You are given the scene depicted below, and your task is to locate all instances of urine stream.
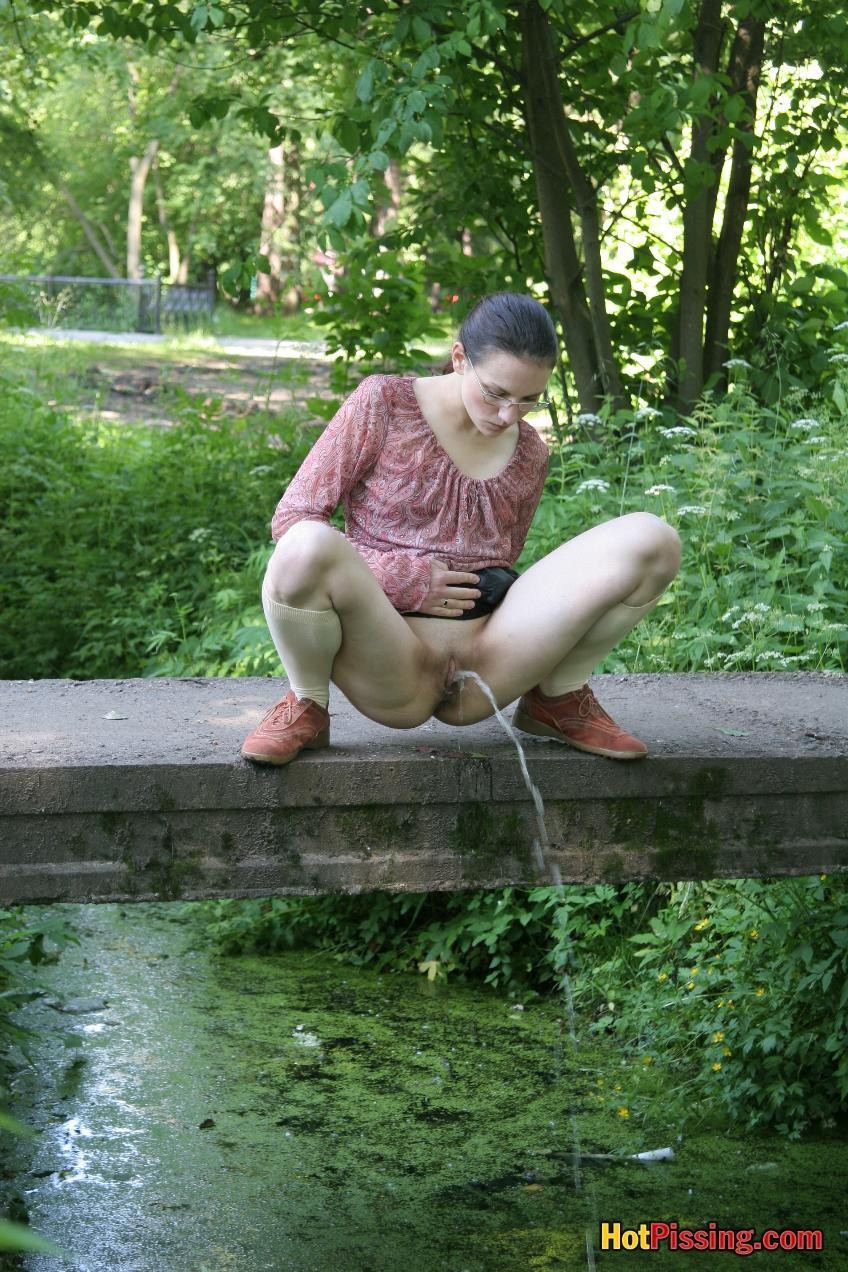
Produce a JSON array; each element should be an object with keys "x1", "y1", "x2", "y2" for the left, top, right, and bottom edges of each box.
[{"x1": 452, "y1": 671, "x2": 597, "y2": 1269}]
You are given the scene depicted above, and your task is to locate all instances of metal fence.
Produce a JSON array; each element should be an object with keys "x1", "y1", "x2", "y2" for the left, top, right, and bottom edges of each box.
[{"x1": 0, "y1": 272, "x2": 216, "y2": 334}]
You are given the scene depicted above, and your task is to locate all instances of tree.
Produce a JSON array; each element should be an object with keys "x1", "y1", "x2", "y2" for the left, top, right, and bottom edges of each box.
[{"x1": 14, "y1": 0, "x2": 848, "y2": 410}]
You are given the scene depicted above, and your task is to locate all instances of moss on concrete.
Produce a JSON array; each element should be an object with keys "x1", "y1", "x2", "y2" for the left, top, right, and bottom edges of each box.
[{"x1": 607, "y1": 767, "x2": 731, "y2": 879}]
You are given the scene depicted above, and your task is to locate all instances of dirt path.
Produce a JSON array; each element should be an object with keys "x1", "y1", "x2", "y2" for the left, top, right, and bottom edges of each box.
[
  {"x1": 78, "y1": 351, "x2": 336, "y2": 429},
  {"x1": 26, "y1": 332, "x2": 339, "y2": 428}
]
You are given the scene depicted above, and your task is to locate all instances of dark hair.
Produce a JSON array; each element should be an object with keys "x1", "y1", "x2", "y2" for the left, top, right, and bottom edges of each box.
[{"x1": 438, "y1": 291, "x2": 558, "y2": 374}]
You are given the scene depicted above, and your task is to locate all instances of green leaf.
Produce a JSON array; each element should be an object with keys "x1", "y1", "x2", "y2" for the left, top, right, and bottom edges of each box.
[
  {"x1": 0, "y1": 1219, "x2": 62, "y2": 1254},
  {"x1": 325, "y1": 189, "x2": 353, "y2": 227},
  {"x1": 356, "y1": 63, "x2": 375, "y2": 103},
  {"x1": 335, "y1": 117, "x2": 361, "y2": 154},
  {"x1": 368, "y1": 149, "x2": 390, "y2": 170}
]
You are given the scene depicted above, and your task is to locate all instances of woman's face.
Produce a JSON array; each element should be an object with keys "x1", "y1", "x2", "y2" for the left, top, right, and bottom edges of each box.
[{"x1": 452, "y1": 343, "x2": 554, "y2": 434}]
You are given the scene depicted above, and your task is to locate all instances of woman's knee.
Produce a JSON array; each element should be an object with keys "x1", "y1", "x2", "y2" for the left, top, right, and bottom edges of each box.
[
  {"x1": 263, "y1": 521, "x2": 343, "y2": 603},
  {"x1": 619, "y1": 512, "x2": 681, "y2": 581}
]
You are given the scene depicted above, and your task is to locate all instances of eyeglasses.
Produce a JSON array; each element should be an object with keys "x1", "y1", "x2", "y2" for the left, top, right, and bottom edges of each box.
[{"x1": 465, "y1": 354, "x2": 552, "y2": 412}]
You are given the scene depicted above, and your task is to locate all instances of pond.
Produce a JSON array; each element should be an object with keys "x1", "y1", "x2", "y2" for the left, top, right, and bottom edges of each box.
[{"x1": 3, "y1": 903, "x2": 846, "y2": 1271}]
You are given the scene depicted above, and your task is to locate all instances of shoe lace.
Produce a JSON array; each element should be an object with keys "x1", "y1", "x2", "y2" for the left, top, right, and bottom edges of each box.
[
  {"x1": 264, "y1": 694, "x2": 295, "y2": 726},
  {"x1": 576, "y1": 686, "x2": 615, "y2": 725}
]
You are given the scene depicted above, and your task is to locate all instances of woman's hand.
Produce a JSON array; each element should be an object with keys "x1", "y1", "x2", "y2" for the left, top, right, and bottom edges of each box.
[{"x1": 421, "y1": 560, "x2": 481, "y2": 617}]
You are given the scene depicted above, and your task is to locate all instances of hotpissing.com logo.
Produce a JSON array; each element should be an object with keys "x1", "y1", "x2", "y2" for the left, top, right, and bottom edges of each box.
[{"x1": 600, "y1": 1221, "x2": 823, "y2": 1256}]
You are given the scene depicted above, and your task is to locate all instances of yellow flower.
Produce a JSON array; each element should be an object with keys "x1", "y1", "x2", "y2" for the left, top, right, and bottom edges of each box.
[
  {"x1": 657, "y1": 972, "x2": 668, "y2": 983},
  {"x1": 712, "y1": 1031, "x2": 725, "y2": 1043},
  {"x1": 820, "y1": 874, "x2": 828, "y2": 881},
  {"x1": 727, "y1": 999, "x2": 735, "y2": 1008},
  {"x1": 712, "y1": 1062, "x2": 722, "y2": 1072},
  {"x1": 617, "y1": 1106, "x2": 630, "y2": 1119},
  {"x1": 614, "y1": 1083, "x2": 622, "y2": 1092},
  {"x1": 686, "y1": 980, "x2": 695, "y2": 990},
  {"x1": 693, "y1": 918, "x2": 711, "y2": 931},
  {"x1": 690, "y1": 967, "x2": 699, "y2": 976},
  {"x1": 755, "y1": 987, "x2": 766, "y2": 997},
  {"x1": 723, "y1": 1047, "x2": 732, "y2": 1057},
  {"x1": 642, "y1": 1056, "x2": 654, "y2": 1066},
  {"x1": 718, "y1": 998, "x2": 724, "y2": 1007},
  {"x1": 749, "y1": 928, "x2": 759, "y2": 939}
]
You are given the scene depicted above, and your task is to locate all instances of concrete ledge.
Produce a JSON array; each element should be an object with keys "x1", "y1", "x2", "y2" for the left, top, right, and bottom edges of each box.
[{"x1": 1, "y1": 673, "x2": 847, "y2": 903}]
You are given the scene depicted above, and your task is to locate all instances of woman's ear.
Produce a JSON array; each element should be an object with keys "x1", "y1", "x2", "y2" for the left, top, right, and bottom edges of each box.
[{"x1": 451, "y1": 341, "x2": 467, "y2": 373}]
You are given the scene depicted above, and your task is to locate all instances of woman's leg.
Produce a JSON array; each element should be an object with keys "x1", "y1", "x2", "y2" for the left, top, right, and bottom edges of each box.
[
  {"x1": 262, "y1": 520, "x2": 449, "y2": 728},
  {"x1": 435, "y1": 512, "x2": 681, "y2": 726}
]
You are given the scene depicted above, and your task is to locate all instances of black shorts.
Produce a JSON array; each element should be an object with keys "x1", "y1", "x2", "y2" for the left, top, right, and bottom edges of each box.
[{"x1": 402, "y1": 566, "x2": 520, "y2": 620}]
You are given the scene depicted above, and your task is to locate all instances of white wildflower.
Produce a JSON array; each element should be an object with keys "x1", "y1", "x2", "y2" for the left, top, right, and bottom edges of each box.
[
  {"x1": 828, "y1": 352, "x2": 848, "y2": 364},
  {"x1": 249, "y1": 464, "x2": 274, "y2": 476},
  {"x1": 806, "y1": 601, "x2": 827, "y2": 612},
  {"x1": 723, "y1": 358, "x2": 751, "y2": 369},
  {"x1": 824, "y1": 622, "x2": 848, "y2": 632},
  {"x1": 660, "y1": 426, "x2": 697, "y2": 438},
  {"x1": 575, "y1": 478, "x2": 611, "y2": 494},
  {"x1": 754, "y1": 603, "x2": 770, "y2": 613},
  {"x1": 677, "y1": 504, "x2": 708, "y2": 516},
  {"x1": 722, "y1": 606, "x2": 741, "y2": 621},
  {"x1": 804, "y1": 436, "x2": 826, "y2": 444},
  {"x1": 725, "y1": 510, "x2": 741, "y2": 521},
  {"x1": 635, "y1": 406, "x2": 663, "y2": 421},
  {"x1": 732, "y1": 610, "x2": 770, "y2": 629},
  {"x1": 760, "y1": 651, "x2": 790, "y2": 666},
  {"x1": 576, "y1": 412, "x2": 602, "y2": 426},
  {"x1": 789, "y1": 418, "x2": 820, "y2": 431},
  {"x1": 833, "y1": 320, "x2": 848, "y2": 331},
  {"x1": 645, "y1": 484, "x2": 677, "y2": 495}
]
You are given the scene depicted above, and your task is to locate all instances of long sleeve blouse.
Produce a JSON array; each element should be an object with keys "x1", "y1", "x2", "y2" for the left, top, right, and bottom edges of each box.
[{"x1": 270, "y1": 373, "x2": 550, "y2": 614}]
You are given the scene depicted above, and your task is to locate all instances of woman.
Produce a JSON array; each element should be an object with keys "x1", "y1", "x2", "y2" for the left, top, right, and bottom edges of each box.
[{"x1": 241, "y1": 291, "x2": 681, "y2": 765}]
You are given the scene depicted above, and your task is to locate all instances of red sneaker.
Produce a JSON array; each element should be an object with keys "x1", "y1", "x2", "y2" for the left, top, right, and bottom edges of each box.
[
  {"x1": 512, "y1": 684, "x2": 647, "y2": 760},
  {"x1": 240, "y1": 690, "x2": 330, "y2": 765}
]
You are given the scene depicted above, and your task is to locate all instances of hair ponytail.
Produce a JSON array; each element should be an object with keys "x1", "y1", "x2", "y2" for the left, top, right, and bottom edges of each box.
[{"x1": 435, "y1": 291, "x2": 558, "y2": 374}]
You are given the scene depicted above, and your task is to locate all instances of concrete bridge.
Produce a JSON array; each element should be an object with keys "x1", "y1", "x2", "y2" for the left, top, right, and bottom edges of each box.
[{"x1": 1, "y1": 673, "x2": 846, "y2": 905}]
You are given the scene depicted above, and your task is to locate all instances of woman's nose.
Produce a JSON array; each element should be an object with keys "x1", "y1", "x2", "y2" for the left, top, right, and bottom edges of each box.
[{"x1": 498, "y1": 401, "x2": 521, "y2": 423}]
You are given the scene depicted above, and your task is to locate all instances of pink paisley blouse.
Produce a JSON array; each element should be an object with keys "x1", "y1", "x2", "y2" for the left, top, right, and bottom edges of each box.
[{"x1": 270, "y1": 373, "x2": 550, "y2": 614}]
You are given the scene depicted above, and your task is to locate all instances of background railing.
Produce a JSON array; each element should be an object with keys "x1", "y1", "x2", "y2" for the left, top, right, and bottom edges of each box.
[{"x1": 0, "y1": 271, "x2": 216, "y2": 334}]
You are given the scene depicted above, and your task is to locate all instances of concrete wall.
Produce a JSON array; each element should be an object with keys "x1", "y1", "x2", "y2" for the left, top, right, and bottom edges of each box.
[{"x1": 2, "y1": 673, "x2": 847, "y2": 903}]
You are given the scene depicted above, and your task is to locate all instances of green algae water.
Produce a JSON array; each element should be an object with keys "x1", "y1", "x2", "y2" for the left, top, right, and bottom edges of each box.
[{"x1": 3, "y1": 903, "x2": 848, "y2": 1271}]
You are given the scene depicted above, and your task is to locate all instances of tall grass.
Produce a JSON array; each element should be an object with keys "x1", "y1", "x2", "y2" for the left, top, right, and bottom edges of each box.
[{"x1": 1, "y1": 354, "x2": 845, "y2": 680}]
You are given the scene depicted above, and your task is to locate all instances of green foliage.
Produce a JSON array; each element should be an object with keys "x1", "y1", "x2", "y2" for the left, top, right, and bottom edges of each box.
[
  {"x1": 198, "y1": 883, "x2": 653, "y2": 997},
  {"x1": 0, "y1": 908, "x2": 77, "y2": 1255},
  {"x1": 0, "y1": 907, "x2": 79, "y2": 1088},
  {"x1": 524, "y1": 372, "x2": 848, "y2": 677},
  {"x1": 311, "y1": 232, "x2": 442, "y2": 364},
  {"x1": 579, "y1": 876, "x2": 848, "y2": 1138},
  {"x1": 0, "y1": 369, "x2": 313, "y2": 679}
]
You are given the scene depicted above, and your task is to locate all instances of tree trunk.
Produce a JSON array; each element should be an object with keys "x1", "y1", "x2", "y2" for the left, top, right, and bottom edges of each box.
[
  {"x1": 127, "y1": 139, "x2": 159, "y2": 280},
  {"x1": 151, "y1": 160, "x2": 181, "y2": 283},
  {"x1": 671, "y1": 0, "x2": 727, "y2": 412},
  {"x1": 371, "y1": 159, "x2": 402, "y2": 237},
  {"x1": 703, "y1": 15, "x2": 766, "y2": 387},
  {"x1": 56, "y1": 180, "x2": 120, "y2": 277},
  {"x1": 256, "y1": 142, "x2": 285, "y2": 305},
  {"x1": 520, "y1": 0, "x2": 607, "y2": 413}
]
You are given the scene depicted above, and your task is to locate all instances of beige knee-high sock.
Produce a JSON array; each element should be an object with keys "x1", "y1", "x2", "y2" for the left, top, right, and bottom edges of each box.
[
  {"x1": 261, "y1": 582, "x2": 342, "y2": 709},
  {"x1": 537, "y1": 595, "x2": 662, "y2": 698}
]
